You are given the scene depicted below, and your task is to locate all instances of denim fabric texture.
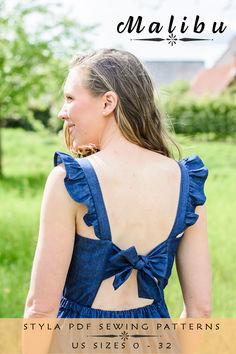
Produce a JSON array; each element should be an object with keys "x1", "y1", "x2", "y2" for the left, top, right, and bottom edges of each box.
[{"x1": 53, "y1": 152, "x2": 208, "y2": 318}]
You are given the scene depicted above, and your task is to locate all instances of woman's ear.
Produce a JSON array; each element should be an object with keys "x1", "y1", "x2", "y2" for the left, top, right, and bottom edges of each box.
[{"x1": 103, "y1": 91, "x2": 118, "y2": 115}]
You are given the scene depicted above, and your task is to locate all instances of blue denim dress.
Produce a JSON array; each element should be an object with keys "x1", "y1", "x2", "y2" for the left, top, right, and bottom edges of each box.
[{"x1": 53, "y1": 152, "x2": 208, "y2": 318}]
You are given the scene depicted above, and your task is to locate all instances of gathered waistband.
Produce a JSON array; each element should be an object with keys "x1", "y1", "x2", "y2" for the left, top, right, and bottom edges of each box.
[{"x1": 58, "y1": 295, "x2": 168, "y2": 318}]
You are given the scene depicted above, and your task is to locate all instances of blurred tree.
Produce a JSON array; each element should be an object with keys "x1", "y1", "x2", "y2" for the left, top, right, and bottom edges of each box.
[{"x1": 0, "y1": 0, "x2": 97, "y2": 177}]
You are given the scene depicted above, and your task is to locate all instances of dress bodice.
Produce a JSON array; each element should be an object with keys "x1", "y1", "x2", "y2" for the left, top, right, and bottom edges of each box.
[{"x1": 54, "y1": 151, "x2": 208, "y2": 318}]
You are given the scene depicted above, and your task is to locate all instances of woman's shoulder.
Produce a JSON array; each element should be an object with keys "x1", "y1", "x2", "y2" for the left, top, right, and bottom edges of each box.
[
  {"x1": 178, "y1": 153, "x2": 208, "y2": 171},
  {"x1": 54, "y1": 150, "x2": 78, "y2": 171},
  {"x1": 53, "y1": 150, "x2": 100, "y2": 236},
  {"x1": 177, "y1": 153, "x2": 209, "y2": 193},
  {"x1": 178, "y1": 154, "x2": 209, "y2": 227},
  {"x1": 53, "y1": 151, "x2": 88, "y2": 201},
  {"x1": 152, "y1": 152, "x2": 209, "y2": 196}
]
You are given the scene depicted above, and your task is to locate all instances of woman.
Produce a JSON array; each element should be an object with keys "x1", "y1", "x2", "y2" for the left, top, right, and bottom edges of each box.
[{"x1": 24, "y1": 48, "x2": 211, "y2": 318}]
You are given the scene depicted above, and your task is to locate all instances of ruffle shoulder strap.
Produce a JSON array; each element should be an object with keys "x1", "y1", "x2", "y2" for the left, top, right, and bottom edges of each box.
[
  {"x1": 180, "y1": 154, "x2": 209, "y2": 228},
  {"x1": 53, "y1": 151, "x2": 100, "y2": 238}
]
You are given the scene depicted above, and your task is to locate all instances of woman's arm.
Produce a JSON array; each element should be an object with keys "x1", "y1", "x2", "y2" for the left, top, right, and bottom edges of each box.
[
  {"x1": 175, "y1": 203, "x2": 212, "y2": 318},
  {"x1": 24, "y1": 163, "x2": 78, "y2": 318}
]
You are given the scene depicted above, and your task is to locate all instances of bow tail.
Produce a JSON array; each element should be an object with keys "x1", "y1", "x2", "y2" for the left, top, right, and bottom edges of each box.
[
  {"x1": 137, "y1": 268, "x2": 163, "y2": 301},
  {"x1": 113, "y1": 267, "x2": 133, "y2": 291}
]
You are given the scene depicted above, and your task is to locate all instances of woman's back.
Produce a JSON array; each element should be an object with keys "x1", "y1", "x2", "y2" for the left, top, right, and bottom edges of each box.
[
  {"x1": 24, "y1": 48, "x2": 211, "y2": 320},
  {"x1": 52, "y1": 146, "x2": 208, "y2": 318},
  {"x1": 75, "y1": 146, "x2": 181, "y2": 310}
]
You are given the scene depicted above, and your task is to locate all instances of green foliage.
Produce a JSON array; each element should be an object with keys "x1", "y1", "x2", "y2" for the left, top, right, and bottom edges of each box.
[
  {"x1": 160, "y1": 79, "x2": 190, "y2": 95},
  {"x1": 222, "y1": 80, "x2": 236, "y2": 97},
  {"x1": 0, "y1": 0, "x2": 97, "y2": 126},
  {"x1": 0, "y1": 0, "x2": 97, "y2": 176},
  {"x1": 0, "y1": 128, "x2": 235, "y2": 317},
  {"x1": 158, "y1": 86, "x2": 236, "y2": 139}
]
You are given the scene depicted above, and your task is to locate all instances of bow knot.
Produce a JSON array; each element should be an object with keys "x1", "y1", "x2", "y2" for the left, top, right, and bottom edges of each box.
[
  {"x1": 133, "y1": 255, "x2": 149, "y2": 270},
  {"x1": 105, "y1": 243, "x2": 168, "y2": 301}
]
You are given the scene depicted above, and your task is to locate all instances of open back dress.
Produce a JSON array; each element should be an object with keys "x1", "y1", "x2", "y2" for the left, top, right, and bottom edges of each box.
[{"x1": 53, "y1": 151, "x2": 208, "y2": 318}]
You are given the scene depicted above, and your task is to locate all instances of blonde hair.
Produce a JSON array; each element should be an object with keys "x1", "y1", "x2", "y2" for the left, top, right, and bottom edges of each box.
[{"x1": 63, "y1": 48, "x2": 181, "y2": 159}]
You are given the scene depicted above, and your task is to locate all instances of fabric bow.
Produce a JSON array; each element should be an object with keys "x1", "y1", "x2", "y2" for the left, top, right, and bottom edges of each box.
[{"x1": 106, "y1": 243, "x2": 168, "y2": 301}]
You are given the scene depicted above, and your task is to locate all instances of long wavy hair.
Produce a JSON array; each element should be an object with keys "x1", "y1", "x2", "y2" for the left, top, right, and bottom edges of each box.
[{"x1": 62, "y1": 48, "x2": 181, "y2": 159}]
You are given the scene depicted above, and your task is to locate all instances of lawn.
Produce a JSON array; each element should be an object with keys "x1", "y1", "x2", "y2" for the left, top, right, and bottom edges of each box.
[{"x1": 0, "y1": 128, "x2": 235, "y2": 317}]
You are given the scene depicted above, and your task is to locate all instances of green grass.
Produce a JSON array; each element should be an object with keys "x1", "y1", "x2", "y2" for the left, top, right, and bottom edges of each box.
[
  {"x1": 165, "y1": 136, "x2": 236, "y2": 318},
  {"x1": 0, "y1": 128, "x2": 235, "y2": 317},
  {"x1": 0, "y1": 128, "x2": 67, "y2": 318}
]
